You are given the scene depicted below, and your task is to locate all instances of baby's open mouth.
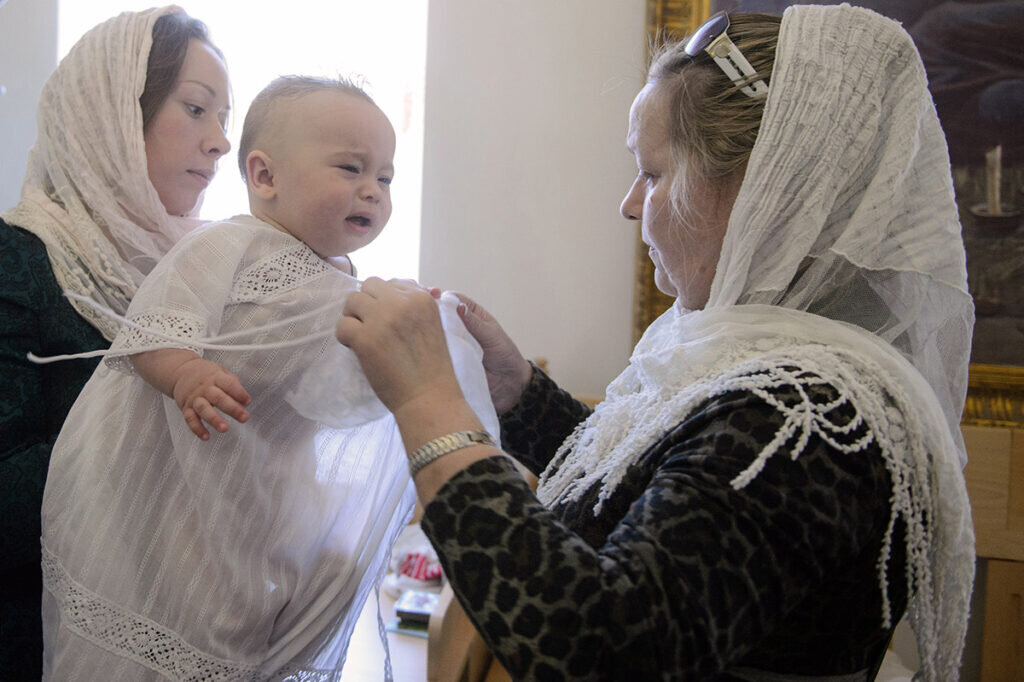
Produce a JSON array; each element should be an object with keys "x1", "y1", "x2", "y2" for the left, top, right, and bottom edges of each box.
[{"x1": 348, "y1": 216, "x2": 370, "y2": 227}]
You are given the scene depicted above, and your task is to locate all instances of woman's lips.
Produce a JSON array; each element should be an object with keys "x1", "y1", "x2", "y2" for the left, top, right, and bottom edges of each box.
[{"x1": 187, "y1": 170, "x2": 212, "y2": 188}]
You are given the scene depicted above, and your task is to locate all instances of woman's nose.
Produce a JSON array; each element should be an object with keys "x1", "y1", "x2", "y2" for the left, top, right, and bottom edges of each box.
[
  {"x1": 620, "y1": 179, "x2": 641, "y2": 220},
  {"x1": 204, "y1": 125, "x2": 231, "y2": 159}
]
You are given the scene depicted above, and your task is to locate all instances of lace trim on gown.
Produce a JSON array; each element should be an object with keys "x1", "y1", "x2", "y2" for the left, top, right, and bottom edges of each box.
[
  {"x1": 229, "y1": 243, "x2": 332, "y2": 304},
  {"x1": 42, "y1": 546, "x2": 351, "y2": 681},
  {"x1": 42, "y1": 546, "x2": 264, "y2": 680},
  {"x1": 103, "y1": 309, "x2": 206, "y2": 374},
  {"x1": 103, "y1": 243, "x2": 333, "y2": 374}
]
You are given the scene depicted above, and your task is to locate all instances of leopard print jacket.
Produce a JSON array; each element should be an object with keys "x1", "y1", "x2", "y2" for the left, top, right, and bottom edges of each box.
[{"x1": 420, "y1": 366, "x2": 907, "y2": 681}]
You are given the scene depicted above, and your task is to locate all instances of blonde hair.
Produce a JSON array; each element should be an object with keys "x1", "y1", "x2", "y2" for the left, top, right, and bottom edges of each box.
[
  {"x1": 238, "y1": 75, "x2": 376, "y2": 180},
  {"x1": 647, "y1": 14, "x2": 781, "y2": 219}
]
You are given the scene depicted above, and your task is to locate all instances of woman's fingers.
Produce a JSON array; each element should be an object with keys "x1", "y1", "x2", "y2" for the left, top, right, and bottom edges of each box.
[
  {"x1": 386, "y1": 277, "x2": 425, "y2": 291},
  {"x1": 342, "y1": 276, "x2": 400, "y2": 324},
  {"x1": 445, "y1": 291, "x2": 531, "y2": 414},
  {"x1": 336, "y1": 278, "x2": 461, "y2": 413}
]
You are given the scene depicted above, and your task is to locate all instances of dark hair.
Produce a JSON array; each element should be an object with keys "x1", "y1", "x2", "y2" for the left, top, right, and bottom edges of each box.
[
  {"x1": 237, "y1": 75, "x2": 376, "y2": 180},
  {"x1": 139, "y1": 12, "x2": 224, "y2": 131}
]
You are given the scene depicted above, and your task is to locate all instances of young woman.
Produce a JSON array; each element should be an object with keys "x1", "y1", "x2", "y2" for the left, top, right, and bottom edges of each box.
[{"x1": 0, "y1": 8, "x2": 230, "y2": 676}]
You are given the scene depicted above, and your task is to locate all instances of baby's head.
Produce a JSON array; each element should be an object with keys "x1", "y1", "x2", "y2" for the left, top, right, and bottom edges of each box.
[{"x1": 239, "y1": 75, "x2": 395, "y2": 260}]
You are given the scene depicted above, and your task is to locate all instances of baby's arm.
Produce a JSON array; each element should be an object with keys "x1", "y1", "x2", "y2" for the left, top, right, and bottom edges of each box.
[{"x1": 131, "y1": 349, "x2": 252, "y2": 440}]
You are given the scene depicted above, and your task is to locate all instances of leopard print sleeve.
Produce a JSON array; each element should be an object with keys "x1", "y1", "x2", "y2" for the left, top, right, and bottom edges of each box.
[
  {"x1": 498, "y1": 362, "x2": 593, "y2": 476},
  {"x1": 420, "y1": 379, "x2": 901, "y2": 681}
]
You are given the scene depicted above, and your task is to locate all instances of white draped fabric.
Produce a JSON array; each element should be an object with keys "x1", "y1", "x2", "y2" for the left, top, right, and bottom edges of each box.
[
  {"x1": 1, "y1": 6, "x2": 201, "y2": 342},
  {"x1": 539, "y1": 5, "x2": 974, "y2": 680},
  {"x1": 41, "y1": 216, "x2": 499, "y2": 680}
]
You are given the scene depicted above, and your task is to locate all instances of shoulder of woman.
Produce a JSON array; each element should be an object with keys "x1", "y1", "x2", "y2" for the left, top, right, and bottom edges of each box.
[
  {"x1": 667, "y1": 363, "x2": 880, "y2": 473},
  {"x1": 0, "y1": 217, "x2": 63, "y2": 308}
]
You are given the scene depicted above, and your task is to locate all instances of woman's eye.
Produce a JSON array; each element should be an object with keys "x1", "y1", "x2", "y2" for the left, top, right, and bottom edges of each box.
[
  {"x1": 186, "y1": 104, "x2": 205, "y2": 117},
  {"x1": 338, "y1": 165, "x2": 359, "y2": 173}
]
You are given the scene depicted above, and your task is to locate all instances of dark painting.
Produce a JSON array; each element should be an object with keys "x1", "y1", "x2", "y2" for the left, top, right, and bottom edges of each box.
[{"x1": 713, "y1": 0, "x2": 1024, "y2": 366}]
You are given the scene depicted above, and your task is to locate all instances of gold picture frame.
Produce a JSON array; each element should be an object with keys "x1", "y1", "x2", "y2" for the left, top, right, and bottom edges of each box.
[
  {"x1": 632, "y1": 0, "x2": 709, "y2": 346},
  {"x1": 636, "y1": 0, "x2": 1024, "y2": 428}
]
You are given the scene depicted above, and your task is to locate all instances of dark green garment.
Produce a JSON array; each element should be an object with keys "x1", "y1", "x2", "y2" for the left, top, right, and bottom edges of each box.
[{"x1": 0, "y1": 218, "x2": 107, "y2": 679}]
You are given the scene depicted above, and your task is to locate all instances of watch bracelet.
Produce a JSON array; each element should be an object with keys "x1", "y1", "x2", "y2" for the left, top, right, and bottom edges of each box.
[{"x1": 408, "y1": 429, "x2": 496, "y2": 477}]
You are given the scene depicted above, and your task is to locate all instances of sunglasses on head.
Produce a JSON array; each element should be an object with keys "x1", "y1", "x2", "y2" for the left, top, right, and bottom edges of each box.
[{"x1": 684, "y1": 11, "x2": 769, "y2": 99}]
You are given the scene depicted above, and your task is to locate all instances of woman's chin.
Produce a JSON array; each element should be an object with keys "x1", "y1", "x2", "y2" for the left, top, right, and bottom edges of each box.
[{"x1": 653, "y1": 271, "x2": 678, "y2": 299}]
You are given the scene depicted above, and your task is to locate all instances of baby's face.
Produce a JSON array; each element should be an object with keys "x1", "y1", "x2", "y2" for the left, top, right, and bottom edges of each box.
[{"x1": 268, "y1": 91, "x2": 395, "y2": 259}]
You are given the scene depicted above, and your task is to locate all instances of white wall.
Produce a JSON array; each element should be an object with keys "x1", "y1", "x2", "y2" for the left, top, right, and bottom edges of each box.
[
  {"x1": 0, "y1": 0, "x2": 57, "y2": 211},
  {"x1": 420, "y1": 0, "x2": 645, "y2": 398}
]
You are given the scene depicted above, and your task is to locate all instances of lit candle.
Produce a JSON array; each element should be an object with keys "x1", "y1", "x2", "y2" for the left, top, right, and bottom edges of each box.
[{"x1": 985, "y1": 145, "x2": 1002, "y2": 216}]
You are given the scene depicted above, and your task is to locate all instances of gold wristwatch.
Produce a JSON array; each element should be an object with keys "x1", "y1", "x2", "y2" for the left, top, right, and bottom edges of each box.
[{"x1": 408, "y1": 430, "x2": 496, "y2": 477}]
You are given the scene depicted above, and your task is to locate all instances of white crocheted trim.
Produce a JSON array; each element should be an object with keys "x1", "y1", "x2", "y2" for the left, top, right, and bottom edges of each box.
[
  {"x1": 538, "y1": 343, "x2": 952, "y2": 675},
  {"x1": 42, "y1": 547, "x2": 349, "y2": 681},
  {"x1": 720, "y1": 363, "x2": 876, "y2": 490},
  {"x1": 229, "y1": 243, "x2": 332, "y2": 304},
  {"x1": 539, "y1": 344, "x2": 881, "y2": 514},
  {"x1": 103, "y1": 309, "x2": 207, "y2": 374}
]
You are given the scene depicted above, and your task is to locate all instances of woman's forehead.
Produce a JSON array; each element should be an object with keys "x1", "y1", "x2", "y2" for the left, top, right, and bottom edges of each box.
[
  {"x1": 628, "y1": 84, "x2": 671, "y2": 151},
  {"x1": 177, "y1": 40, "x2": 230, "y2": 101}
]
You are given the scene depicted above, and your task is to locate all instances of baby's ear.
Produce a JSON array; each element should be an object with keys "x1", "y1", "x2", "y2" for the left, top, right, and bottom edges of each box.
[{"x1": 246, "y1": 151, "x2": 276, "y2": 199}]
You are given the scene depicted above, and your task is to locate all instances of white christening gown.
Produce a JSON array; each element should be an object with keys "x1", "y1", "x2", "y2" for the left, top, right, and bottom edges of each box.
[{"x1": 41, "y1": 215, "x2": 499, "y2": 680}]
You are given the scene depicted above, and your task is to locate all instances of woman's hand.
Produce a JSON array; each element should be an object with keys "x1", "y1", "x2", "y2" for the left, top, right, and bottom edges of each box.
[
  {"x1": 447, "y1": 292, "x2": 533, "y2": 415},
  {"x1": 337, "y1": 278, "x2": 465, "y2": 420}
]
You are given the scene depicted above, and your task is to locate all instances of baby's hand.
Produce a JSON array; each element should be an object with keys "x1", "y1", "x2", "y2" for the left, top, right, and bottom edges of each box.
[{"x1": 171, "y1": 357, "x2": 252, "y2": 440}]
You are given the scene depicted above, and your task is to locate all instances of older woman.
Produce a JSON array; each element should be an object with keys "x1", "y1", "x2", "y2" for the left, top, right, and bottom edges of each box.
[
  {"x1": 0, "y1": 7, "x2": 229, "y2": 676},
  {"x1": 337, "y1": 4, "x2": 974, "y2": 681}
]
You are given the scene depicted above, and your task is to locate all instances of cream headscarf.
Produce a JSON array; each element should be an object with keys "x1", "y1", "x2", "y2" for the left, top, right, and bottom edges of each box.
[
  {"x1": 539, "y1": 5, "x2": 973, "y2": 680},
  {"x1": 1, "y1": 6, "x2": 203, "y2": 341}
]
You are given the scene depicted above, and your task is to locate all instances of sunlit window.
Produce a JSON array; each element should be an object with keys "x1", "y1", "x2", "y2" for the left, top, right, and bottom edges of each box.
[{"x1": 59, "y1": 0, "x2": 425, "y2": 280}]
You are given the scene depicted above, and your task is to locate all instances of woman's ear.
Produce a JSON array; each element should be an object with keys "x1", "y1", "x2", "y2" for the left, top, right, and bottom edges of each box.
[{"x1": 246, "y1": 150, "x2": 276, "y2": 200}]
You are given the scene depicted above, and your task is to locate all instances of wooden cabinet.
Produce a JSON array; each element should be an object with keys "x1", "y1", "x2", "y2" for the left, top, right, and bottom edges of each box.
[{"x1": 962, "y1": 426, "x2": 1024, "y2": 681}]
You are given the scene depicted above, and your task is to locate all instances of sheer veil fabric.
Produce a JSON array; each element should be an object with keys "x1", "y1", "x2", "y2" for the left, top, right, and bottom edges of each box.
[
  {"x1": 41, "y1": 217, "x2": 501, "y2": 680},
  {"x1": 538, "y1": 5, "x2": 974, "y2": 679},
  {"x1": 1, "y1": 6, "x2": 200, "y2": 341}
]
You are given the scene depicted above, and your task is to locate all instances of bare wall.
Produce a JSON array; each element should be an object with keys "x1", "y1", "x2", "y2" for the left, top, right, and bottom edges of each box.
[
  {"x1": 0, "y1": 0, "x2": 58, "y2": 211},
  {"x1": 421, "y1": 0, "x2": 645, "y2": 398}
]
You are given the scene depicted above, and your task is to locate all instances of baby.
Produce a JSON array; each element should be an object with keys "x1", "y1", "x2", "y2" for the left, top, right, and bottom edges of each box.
[
  {"x1": 40, "y1": 77, "x2": 496, "y2": 679},
  {"x1": 134, "y1": 76, "x2": 395, "y2": 440}
]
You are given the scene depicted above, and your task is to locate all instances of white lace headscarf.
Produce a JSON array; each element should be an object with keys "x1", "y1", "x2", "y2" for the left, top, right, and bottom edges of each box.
[
  {"x1": 538, "y1": 5, "x2": 974, "y2": 679},
  {"x1": 1, "y1": 6, "x2": 204, "y2": 341}
]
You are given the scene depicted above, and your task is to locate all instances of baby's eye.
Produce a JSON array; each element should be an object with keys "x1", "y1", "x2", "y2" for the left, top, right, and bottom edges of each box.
[
  {"x1": 338, "y1": 165, "x2": 359, "y2": 173},
  {"x1": 379, "y1": 177, "x2": 393, "y2": 186}
]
